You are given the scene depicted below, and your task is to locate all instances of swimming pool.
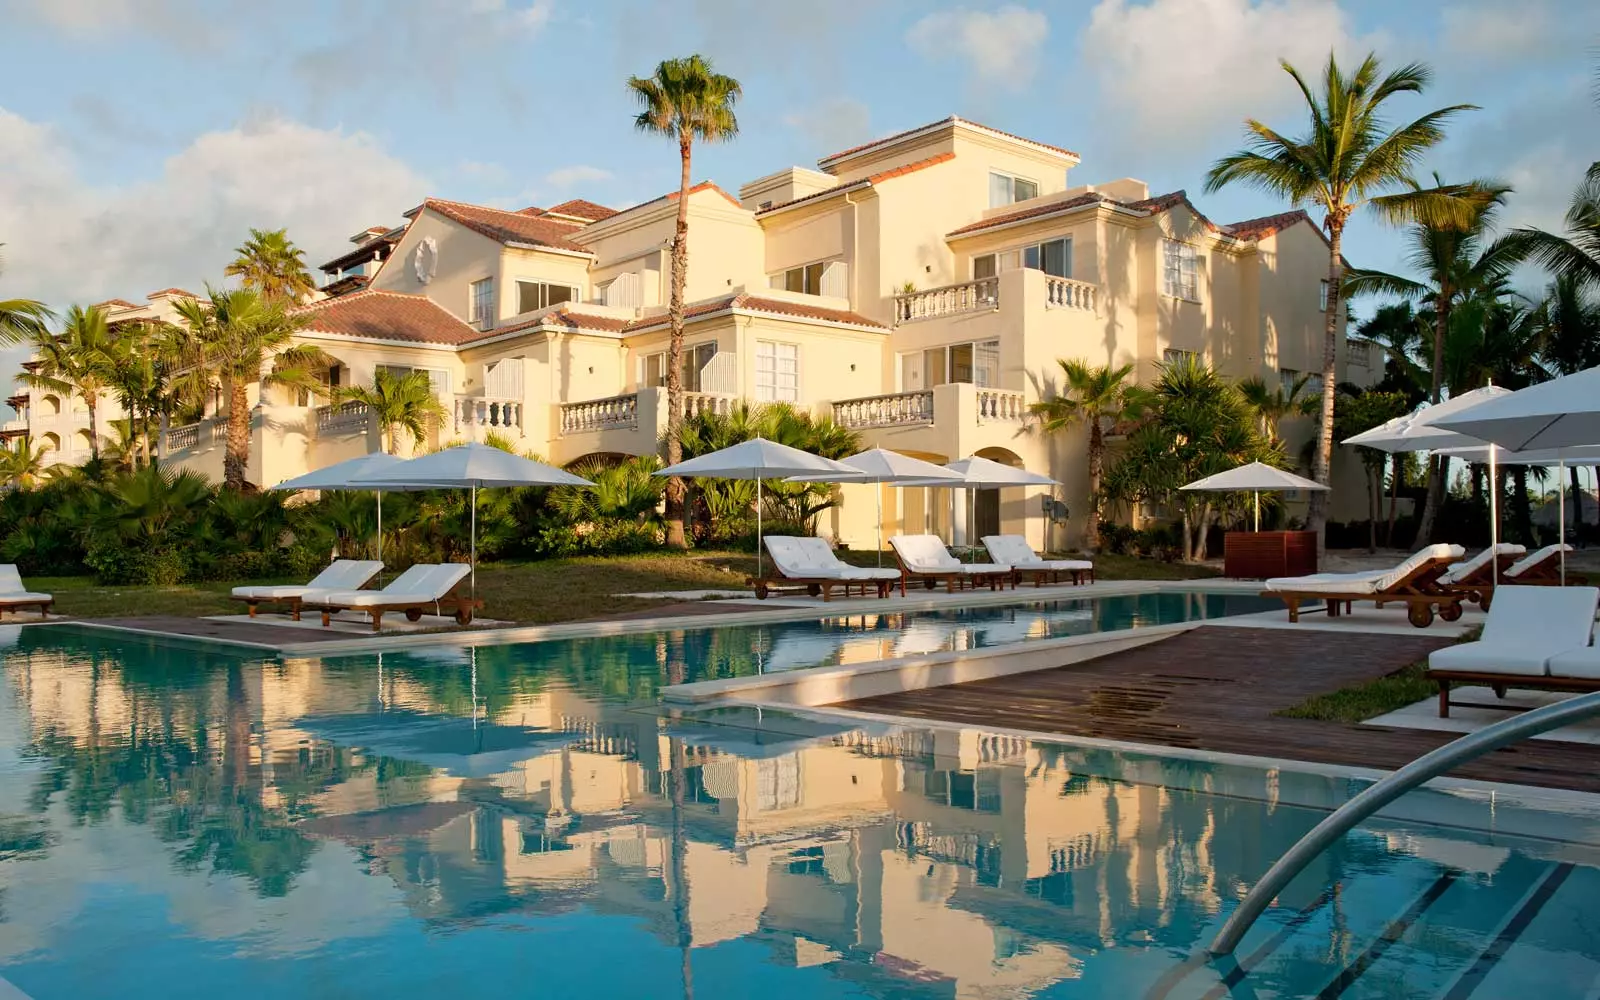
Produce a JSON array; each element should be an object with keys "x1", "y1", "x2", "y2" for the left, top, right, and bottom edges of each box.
[{"x1": 3, "y1": 603, "x2": 1599, "y2": 998}]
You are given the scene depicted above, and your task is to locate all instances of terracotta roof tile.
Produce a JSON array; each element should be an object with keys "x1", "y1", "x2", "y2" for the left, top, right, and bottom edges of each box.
[
  {"x1": 543, "y1": 199, "x2": 619, "y2": 222},
  {"x1": 756, "y1": 152, "x2": 958, "y2": 217},
  {"x1": 147, "y1": 287, "x2": 200, "y2": 298},
  {"x1": 93, "y1": 298, "x2": 141, "y2": 310},
  {"x1": 293, "y1": 289, "x2": 477, "y2": 346},
  {"x1": 866, "y1": 151, "x2": 957, "y2": 184},
  {"x1": 756, "y1": 180, "x2": 866, "y2": 215},
  {"x1": 663, "y1": 180, "x2": 742, "y2": 208},
  {"x1": 622, "y1": 294, "x2": 886, "y2": 333},
  {"x1": 945, "y1": 192, "x2": 1108, "y2": 237},
  {"x1": 819, "y1": 116, "x2": 1078, "y2": 167},
  {"x1": 1224, "y1": 209, "x2": 1314, "y2": 241},
  {"x1": 416, "y1": 198, "x2": 591, "y2": 253},
  {"x1": 944, "y1": 188, "x2": 1259, "y2": 240},
  {"x1": 473, "y1": 306, "x2": 630, "y2": 341}
]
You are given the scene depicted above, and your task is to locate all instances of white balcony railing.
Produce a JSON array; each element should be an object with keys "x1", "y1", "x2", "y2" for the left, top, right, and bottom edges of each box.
[
  {"x1": 1044, "y1": 276, "x2": 1097, "y2": 311},
  {"x1": 164, "y1": 422, "x2": 201, "y2": 451},
  {"x1": 684, "y1": 392, "x2": 736, "y2": 420},
  {"x1": 455, "y1": 396, "x2": 524, "y2": 435},
  {"x1": 833, "y1": 390, "x2": 935, "y2": 430},
  {"x1": 561, "y1": 393, "x2": 639, "y2": 435},
  {"x1": 893, "y1": 278, "x2": 999, "y2": 325},
  {"x1": 315, "y1": 401, "x2": 370, "y2": 435},
  {"x1": 976, "y1": 388, "x2": 1026, "y2": 422}
]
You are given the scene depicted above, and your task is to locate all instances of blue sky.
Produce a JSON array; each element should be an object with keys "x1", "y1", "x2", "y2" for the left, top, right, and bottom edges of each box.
[{"x1": 0, "y1": 0, "x2": 1595, "y2": 327}]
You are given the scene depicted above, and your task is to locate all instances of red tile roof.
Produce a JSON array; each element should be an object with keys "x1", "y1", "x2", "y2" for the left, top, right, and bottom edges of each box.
[
  {"x1": 622, "y1": 294, "x2": 886, "y2": 334},
  {"x1": 945, "y1": 192, "x2": 1109, "y2": 237},
  {"x1": 1224, "y1": 209, "x2": 1314, "y2": 241},
  {"x1": 663, "y1": 180, "x2": 742, "y2": 208},
  {"x1": 414, "y1": 198, "x2": 591, "y2": 253},
  {"x1": 147, "y1": 287, "x2": 200, "y2": 298},
  {"x1": 756, "y1": 152, "x2": 958, "y2": 216},
  {"x1": 474, "y1": 306, "x2": 630, "y2": 340},
  {"x1": 293, "y1": 289, "x2": 477, "y2": 346},
  {"x1": 543, "y1": 199, "x2": 619, "y2": 222},
  {"x1": 866, "y1": 151, "x2": 956, "y2": 184},
  {"x1": 93, "y1": 298, "x2": 141, "y2": 310},
  {"x1": 819, "y1": 116, "x2": 1078, "y2": 168}
]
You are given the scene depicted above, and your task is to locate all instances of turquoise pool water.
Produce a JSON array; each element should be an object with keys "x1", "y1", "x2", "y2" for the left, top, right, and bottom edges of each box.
[{"x1": 3, "y1": 597, "x2": 1600, "y2": 998}]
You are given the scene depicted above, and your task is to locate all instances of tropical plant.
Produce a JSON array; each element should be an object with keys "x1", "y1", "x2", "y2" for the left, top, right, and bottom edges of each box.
[
  {"x1": 1237, "y1": 372, "x2": 1320, "y2": 448},
  {"x1": 1099, "y1": 358, "x2": 1274, "y2": 560},
  {"x1": 628, "y1": 54, "x2": 742, "y2": 548},
  {"x1": 1513, "y1": 162, "x2": 1600, "y2": 291},
  {"x1": 0, "y1": 244, "x2": 52, "y2": 345},
  {"x1": 334, "y1": 369, "x2": 447, "y2": 454},
  {"x1": 1536, "y1": 275, "x2": 1600, "y2": 531},
  {"x1": 0, "y1": 436, "x2": 52, "y2": 488},
  {"x1": 1028, "y1": 360, "x2": 1148, "y2": 550},
  {"x1": 1204, "y1": 52, "x2": 1479, "y2": 544},
  {"x1": 1333, "y1": 388, "x2": 1412, "y2": 551},
  {"x1": 172, "y1": 285, "x2": 329, "y2": 489},
  {"x1": 15, "y1": 305, "x2": 116, "y2": 462},
  {"x1": 549, "y1": 455, "x2": 665, "y2": 523},
  {"x1": 225, "y1": 228, "x2": 316, "y2": 303}
]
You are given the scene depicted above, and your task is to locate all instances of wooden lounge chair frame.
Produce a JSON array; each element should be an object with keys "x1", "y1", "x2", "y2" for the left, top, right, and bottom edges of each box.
[
  {"x1": 1265, "y1": 557, "x2": 1465, "y2": 628},
  {"x1": 890, "y1": 553, "x2": 1012, "y2": 597},
  {"x1": 748, "y1": 577, "x2": 893, "y2": 601},
  {"x1": 1440, "y1": 549, "x2": 1526, "y2": 610},
  {"x1": 233, "y1": 594, "x2": 312, "y2": 620},
  {"x1": 0, "y1": 595, "x2": 53, "y2": 618},
  {"x1": 1428, "y1": 670, "x2": 1600, "y2": 718},
  {"x1": 308, "y1": 581, "x2": 484, "y2": 632},
  {"x1": 1007, "y1": 564, "x2": 1094, "y2": 588}
]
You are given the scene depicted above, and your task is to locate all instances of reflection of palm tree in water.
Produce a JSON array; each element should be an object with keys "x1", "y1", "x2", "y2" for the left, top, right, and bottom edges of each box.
[{"x1": 665, "y1": 637, "x2": 694, "y2": 1000}]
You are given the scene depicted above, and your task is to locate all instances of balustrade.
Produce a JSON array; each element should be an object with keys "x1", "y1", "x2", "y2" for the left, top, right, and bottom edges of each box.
[
  {"x1": 832, "y1": 390, "x2": 935, "y2": 429},
  {"x1": 1044, "y1": 275, "x2": 1097, "y2": 311},
  {"x1": 976, "y1": 389, "x2": 1026, "y2": 423},
  {"x1": 315, "y1": 401, "x2": 370, "y2": 435},
  {"x1": 892, "y1": 278, "x2": 999, "y2": 325},
  {"x1": 455, "y1": 396, "x2": 524, "y2": 435},
  {"x1": 683, "y1": 392, "x2": 735, "y2": 419},
  {"x1": 560, "y1": 393, "x2": 638, "y2": 434},
  {"x1": 164, "y1": 422, "x2": 200, "y2": 451}
]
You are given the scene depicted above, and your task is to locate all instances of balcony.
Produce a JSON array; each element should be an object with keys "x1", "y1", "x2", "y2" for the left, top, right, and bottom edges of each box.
[
  {"x1": 833, "y1": 390, "x2": 935, "y2": 430},
  {"x1": 892, "y1": 272, "x2": 1097, "y2": 327},
  {"x1": 455, "y1": 396, "x2": 524, "y2": 437},
  {"x1": 551, "y1": 388, "x2": 737, "y2": 463},
  {"x1": 315, "y1": 401, "x2": 371, "y2": 435},
  {"x1": 561, "y1": 393, "x2": 638, "y2": 434},
  {"x1": 830, "y1": 383, "x2": 1028, "y2": 459}
]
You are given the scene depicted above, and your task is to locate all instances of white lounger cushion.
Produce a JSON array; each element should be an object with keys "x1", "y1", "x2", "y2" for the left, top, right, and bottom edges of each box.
[
  {"x1": 0, "y1": 565, "x2": 49, "y2": 601},
  {"x1": 316, "y1": 563, "x2": 471, "y2": 608},
  {"x1": 232, "y1": 559, "x2": 383, "y2": 600},
  {"x1": 1429, "y1": 585, "x2": 1600, "y2": 677},
  {"x1": 1505, "y1": 544, "x2": 1574, "y2": 578},
  {"x1": 1441, "y1": 543, "x2": 1525, "y2": 584},
  {"x1": 890, "y1": 534, "x2": 1007, "y2": 575},
  {"x1": 764, "y1": 537, "x2": 899, "y2": 583},
  {"x1": 792, "y1": 538, "x2": 899, "y2": 581},
  {"x1": 1264, "y1": 544, "x2": 1465, "y2": 594},
  {"x1": 1546, "y1": 647, "x2": 1600, "y2": 680},
  {"x1": 981, "y1": 535, "x2": 1093, "y2": 571}
]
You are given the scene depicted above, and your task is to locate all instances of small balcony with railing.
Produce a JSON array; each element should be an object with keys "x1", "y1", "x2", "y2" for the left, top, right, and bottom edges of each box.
[
  {"x1": 453, "y1": 396, "x2": 525, "y2": 442},
  {"x1": 551, "y1": 387, "x2": 736, "y2": 463},
  {"x1": 830, "y1": 382, "x2": 1029, "y2": 457},
  {"x1": 891, "y1": 267, "x2": 1101, "y2": 340}
]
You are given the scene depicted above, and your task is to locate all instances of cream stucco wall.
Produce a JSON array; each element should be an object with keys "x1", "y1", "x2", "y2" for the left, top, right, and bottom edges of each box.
[{"x1": 369, "y1": 208, "x2": 504, "y2": 323}]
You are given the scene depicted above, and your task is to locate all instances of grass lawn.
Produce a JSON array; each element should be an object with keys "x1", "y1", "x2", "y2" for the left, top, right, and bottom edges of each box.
[
  {"x1": 1277, "y1": 626, "x2": 1480, "y2": 723},
  {"x1": 27, "y1": 548, "x2": 1216, "y2": 626}
]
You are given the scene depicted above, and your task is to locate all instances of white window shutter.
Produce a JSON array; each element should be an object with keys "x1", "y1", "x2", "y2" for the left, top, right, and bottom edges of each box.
[
  {"x1": 605, "y1": 272, "x2": 642, "y2": 309},
  {"x1": 703, "y1": 351, "x2": 737, "y2": 394},
  {"x1": 820, "y1": 261, "x2": 848, "y2": 299},
  {"x1": 769, "y1": 273, "x2": 785, "y2": 290},
  {"x1": 486, "y1": 359, "x2": 523, "y2": 398}
]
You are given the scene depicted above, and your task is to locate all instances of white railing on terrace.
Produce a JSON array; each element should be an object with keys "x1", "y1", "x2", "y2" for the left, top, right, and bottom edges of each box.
[
  {"x1": 977, "y1": 388, "x2": 1026, "y2": 422},
  {"x1": 894, "y1": 278, "x2": 999, "y2": 325},
  {"x1": 561, "y1": 393, "x2": 638, "y2": 435},
  {"x1": 315, "y1": 401, "x2": 370, "y2": 435},
  {"x1": 164, "y1": 422, "x2": 200, "y2": 451},
  {"x1": 1346, "y1": 338, "x2": 1372, "y2": 367},
  {"x1": 833, "y1": 390, "x2": 935, "y2": 429},
  {"x1": 684, "y1": 392, "x2": 735, "y2": 419},
  {"x1": 455, "y1": 396, "x2": 523, "y2": 435},
  {"x1": 1044, "y1": 276, "x2": 1097, "y2": 311}
]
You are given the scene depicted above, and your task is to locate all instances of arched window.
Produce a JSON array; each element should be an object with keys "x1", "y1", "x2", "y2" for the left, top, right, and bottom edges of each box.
[{"x1": 39, "y1": 395, "x2": 60, "y2": 416}]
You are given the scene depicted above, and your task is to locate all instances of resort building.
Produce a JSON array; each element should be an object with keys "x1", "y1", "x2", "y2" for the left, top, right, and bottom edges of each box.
[{"x1": 9, "y1": 116, "x2": 1377, "y2": 547}]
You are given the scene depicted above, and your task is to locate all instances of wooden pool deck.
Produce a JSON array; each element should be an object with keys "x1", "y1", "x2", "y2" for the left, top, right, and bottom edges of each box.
[{"x1": 841, "y1": 626, "x2": 1600, "y2": 794}]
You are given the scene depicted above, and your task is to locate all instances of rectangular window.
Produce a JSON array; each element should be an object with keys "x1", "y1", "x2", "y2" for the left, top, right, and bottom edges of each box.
[
  {"x1": 755, "y1": 341, "x2": 799, "y2": 402},
  {"x1": 469, "y1": 276, "x2": 495, "y2": 330},
  {"x1": 516, "y1": 280, "x2": 577, "y2": 315},
  {"x1": 974, "y1": 238, "x2": 1071, "y2": 280},
  {"x1": 988, "y1": 171, "x2": 1039, "y2": 208},
  {"x1": 1161, "y1": 240, "x2": 1199, "y2": 301},
  {"x1": 770, "y1": 260, "x2": 842, "y2": 296},
  {"x1": 644, "y1": 342, "x2": 718, "y2": 391},
  {"x1": 1319, "y1": 279, "x2": 1330, "y2": 312},
  {"x1": 914, "y1": 339, "x2": 1003, "y2": 388}
]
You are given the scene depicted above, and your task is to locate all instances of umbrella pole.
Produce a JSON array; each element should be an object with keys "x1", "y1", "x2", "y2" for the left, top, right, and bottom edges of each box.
[
  {"x1": 1254, "y1": 491, "x2": 1260, "y2": 533},
  {"x1": 876, "y1": 482, "x2": 883, "y2": 568},
  {"x1": 1490, "y1": 445, "x2": 1499, "y2": 589},
  {"x1": 1560, "y1": 455, "x2": 1568, "y2": 585},
  {"x1": 376, "y1": 491, "x2": 383, "y2": 566},
  {"x1": 470, "y1": 484, "x2": 478, "y2": 599},
  {"x1": 757, "y1": 476, "x2": 763, "y2": 578}
]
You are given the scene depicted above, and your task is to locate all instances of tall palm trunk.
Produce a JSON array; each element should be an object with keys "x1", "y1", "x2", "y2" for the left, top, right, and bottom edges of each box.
[
  {"x1": 85, "y1": 397, "x2": 100, "y2": 461},
  {"x1": 663, "y1": 134, "x2": 692, "y2": 549},
  {"x1": 1572, "y1": 465, "x2": 1584, "y2": 543},
  {"x1": 1309, "y1": 222, "x2": 1344, "y2": 551},
  {"x1": 1415, "y1": 283, "x2": 1453, "y2": 545},
  {"x1": 1084, "y1": 420, "x2": 1104, "y2": 550},
  {"x1": 224, "y1": 379, "x2": 250, "y2": 489}
]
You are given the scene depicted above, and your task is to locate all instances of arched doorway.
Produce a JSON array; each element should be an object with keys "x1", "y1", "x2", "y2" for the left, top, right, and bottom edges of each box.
[{"x1": 973, "y1": 447, "x2": 1026, "y2": 542}]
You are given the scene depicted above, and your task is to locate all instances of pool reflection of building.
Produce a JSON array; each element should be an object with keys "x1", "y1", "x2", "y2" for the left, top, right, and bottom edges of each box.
[{"x1": 3, "y1": 632, "x2": 1342, "y2": 997}]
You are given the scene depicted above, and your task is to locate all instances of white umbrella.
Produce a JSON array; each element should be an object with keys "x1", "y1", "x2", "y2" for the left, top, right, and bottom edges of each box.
[
  {"x1": 1180, "y1": 461, "x2": 1328, "y2": 532},
  {"x1": 1432, "y1": 366, "x2": 1600, "y2": 452},
  {"x1": 899, "y1": 456, "x2": 1060, "y2": 559},
  {"x1": 785, "y1": 448, "x2": 964, "y2": 566},
  {"x1": 354, "y1": 442, "x2": 593, "y2": 595},
  {"x1": 657, "y1": 437, "x2": 864, "y2": 576},
  {"x1": 269, "y1": 452, "x2": 442, "y2": 565},
  {"x1": 1433, "y1": 444, "x2": 1600, "y2": 584}
]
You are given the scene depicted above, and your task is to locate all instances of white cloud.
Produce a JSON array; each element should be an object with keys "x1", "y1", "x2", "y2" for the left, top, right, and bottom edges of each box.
[
  {"x1": 783, "y1": 99, "x2": 872, "y2": 158},
  {"x1": 0, "y1": 107, "x2": 429, "y2": 312},
  {"x1": 0, "y1": 0, "x2": 197, "y2": 35},
  {"x1": 544, "y1": 165, "x2": 615, "y2": 189},
  {"x1": 1081, "y1": 0, "x2": 1380, "y2": 154},
  {"x1": 906, "y1": 5, "x2": 1050, "y2": 89},
  {"x1": 1440, "y1": 1, "x2": 1554, "y2": 63}
]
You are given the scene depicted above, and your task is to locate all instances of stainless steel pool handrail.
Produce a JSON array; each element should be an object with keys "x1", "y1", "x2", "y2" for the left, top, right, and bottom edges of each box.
[{"x1": 1209, "y1": 689, "x2": 1600, "y2": 956}]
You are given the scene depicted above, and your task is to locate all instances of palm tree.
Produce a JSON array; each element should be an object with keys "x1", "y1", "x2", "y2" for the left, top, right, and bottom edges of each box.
[
  {"x1": 0, "y1": 436, "x2": 51, "y2": 488},
  {"x1": 1028, "y1": 360, "x2": 1147, "y2": 550},
  {"x1": 1344, "y1": 177, "x2": 1524, "y2": 542},
  {"x1": 0, "y1": 245, "x2": 52, "y2": 345},
  {"x1": 1204, "y1": 52, "x2": 1479, "y2": 546},
  {"x1": 334, "y1": 369, "x2": 447, "y2": 454},
  {"x1": 1238, "y1": 372, "x2": 1319, "y2": 448},
  {"x1": 1513, "y1": 162, "x2": 1600, "y2": 291},
  {"x1": 172, "y1": 285, "x2": 329, "y2": 489},
  {"x1": 16, "y1": 305, "x2": 116, "y2": 461},
  {"x1": 628, "y1": 55, "x2": 741, "y2": 549},
  {"x1": 225, "y1": 228, "x2": 316, "y2": 303}
]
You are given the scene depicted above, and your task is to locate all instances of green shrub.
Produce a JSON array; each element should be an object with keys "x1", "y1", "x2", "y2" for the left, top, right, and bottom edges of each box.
[
  {"x1": 535, "y1": 520, "x2": 665, "y2": 557},
  {"x1": 84, "y1": 543, "x2": 190, "y2": 585}
]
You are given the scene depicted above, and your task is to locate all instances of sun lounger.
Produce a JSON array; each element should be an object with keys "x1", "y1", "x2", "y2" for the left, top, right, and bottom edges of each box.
[
  {"x1": 1438, "y1": 543, "x2": 1525, "y2": 608},
  {"x1": 1427, "y1": 585, "x2": 1600, "y2": 716},
  {"x1": 889, "y1": 534, "x2": 1013, "y2": 596},
  {"x1": 229, "y1": 559, "x2": 384, "y2": 620},
  {"x1": 0, "y1": 565, "x2": 52, "y2": 618},
  {"x1": 981, "y1": 534, "x2": 1095, "y2": 587},
  {"x1": 307, "y1": 563, "x2": 479, "y2": 632},
  {"x1": 1503, "y1": 544, "x2": 1588, "y2": 584},
  {"x1": 1262, "y1": 543, "x2": 1466, "y2": 627},
  {"x1": 753, "y1": 537, "x2": 899, "y2": 601}
]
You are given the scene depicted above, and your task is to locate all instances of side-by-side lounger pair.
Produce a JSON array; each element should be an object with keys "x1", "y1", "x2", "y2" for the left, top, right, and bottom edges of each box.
[
  {"x1": 306, "y1": 563, "x2": 479, "y2": 632},
  {"x1": 1427, "y1": 585, "x2": 1600, "y2": 716},
  {"x1": 889, "y1": 535, "x2": 1013, "y2": 595},
  {"x1": 230, "y1": 559, "x2": 384, "y2": 619},
  {"x1": 1263, "y1": 544, "x2": 1466, "y2": 628},
  {"x1": 981, "y1": 535, "x2": 1094, "y2": 587},
  {"x1": 754, "y1": 537, "x2": 899, "y2": 601}
]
